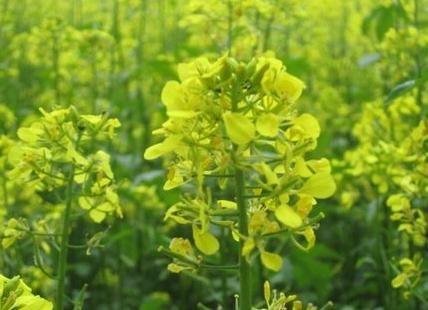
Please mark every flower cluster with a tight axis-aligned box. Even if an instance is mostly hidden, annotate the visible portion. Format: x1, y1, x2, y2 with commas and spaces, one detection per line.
254, 281, 332, 310
7, 106, 122, 223
338, 95, 428, 297
379, 26, 428, 85
145, 54, 335, 272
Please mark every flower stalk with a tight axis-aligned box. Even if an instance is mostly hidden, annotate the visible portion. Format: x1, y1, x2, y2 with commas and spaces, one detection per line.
55, 164, 75, 310
231, 80, 251, 310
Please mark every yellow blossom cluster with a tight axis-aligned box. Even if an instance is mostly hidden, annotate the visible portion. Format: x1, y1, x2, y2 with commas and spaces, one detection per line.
7, 106, 122, 223
145, 54, 335, 273
338, 95, 427, 297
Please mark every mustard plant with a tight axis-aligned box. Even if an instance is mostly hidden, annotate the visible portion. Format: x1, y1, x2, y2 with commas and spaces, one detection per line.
145, 54, 336, 309
2, 106, 121, 309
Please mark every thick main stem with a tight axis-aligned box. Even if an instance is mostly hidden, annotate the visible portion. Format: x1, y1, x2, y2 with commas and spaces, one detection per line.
230, 80, 251, 310
55, 165, 75, 310
235, 168, 251, 310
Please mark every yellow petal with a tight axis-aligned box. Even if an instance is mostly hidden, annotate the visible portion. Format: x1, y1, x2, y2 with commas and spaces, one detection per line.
295, 195, 315, 218
74, 172, 88, 184
306, 158, 331, 173
256, 113, 279, 137
292, 301, 303, 310
177, 63, 196, 81
293, 113, 320, 139
163, 167, 185, 190
169, 238, 194, 257
177, 58, 210, 81
223, 112, 255, 145
300, 172, 336, 199
89, 209, 106, 223
294, 227, 316, 251
193, 226, 219, 255
275, 205, 302, 228
294, 157, 312, 177
304, 228, 316, 249
17, 127, 43, 143
144, 143, 165, 160
94, 151, 114, 178
256, 162, 279, 185
391, 273, 407, 288
167, 110, 199, 118
167, 263, 187, 273
242, 238, 255, 257
274, 72, 305, 103
399, 258, 414, 266
78, 196, 93, 210
144, 136, 182, 160
66, 142, 89, 166
18, 297, 53, 310
80, 114, 102, 124
161, 81, 199, 118
386, 194, 410, 212
260, 251, 283, 272
161, 81, 182, 110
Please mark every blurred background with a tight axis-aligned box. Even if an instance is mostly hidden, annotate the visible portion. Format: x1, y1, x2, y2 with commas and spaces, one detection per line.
0, 0, 427, 309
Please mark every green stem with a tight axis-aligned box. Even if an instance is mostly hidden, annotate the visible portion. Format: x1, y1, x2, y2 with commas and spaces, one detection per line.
231, 81, 251, 310
55, 165, 75, 310
199, 264, 239, 271
235, 168, 251, 310
221, 227, 228, 307
73, 284, 88, 310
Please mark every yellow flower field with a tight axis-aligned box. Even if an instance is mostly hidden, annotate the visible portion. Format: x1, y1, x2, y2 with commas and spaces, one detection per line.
0, 0, 427, 309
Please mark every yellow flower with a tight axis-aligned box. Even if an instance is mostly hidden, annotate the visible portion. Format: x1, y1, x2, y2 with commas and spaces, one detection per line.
192, 224, 220, 255
300, 172, 336, 199
223, 112, 255, 145
256, 113, 279, 137
273, 72, 305, 103
260, 251, 283, 272
275, 205, 302, 229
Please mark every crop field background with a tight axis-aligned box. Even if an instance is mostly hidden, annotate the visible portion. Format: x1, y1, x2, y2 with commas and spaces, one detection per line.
0, 0, 427, 309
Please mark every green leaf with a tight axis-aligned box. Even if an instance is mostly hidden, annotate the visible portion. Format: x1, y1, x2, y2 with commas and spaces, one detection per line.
362, 3, 409, 40
385, 80, 416, 103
